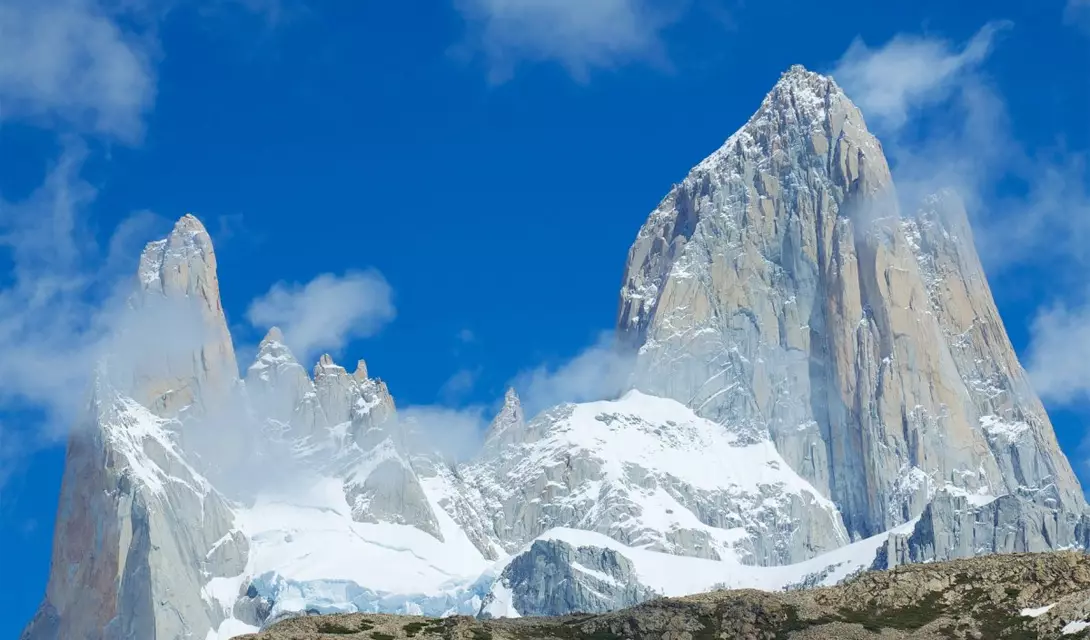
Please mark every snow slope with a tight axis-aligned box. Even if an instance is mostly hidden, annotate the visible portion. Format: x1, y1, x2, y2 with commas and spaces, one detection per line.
196, 390, 916, 635
463, 390, 848, 565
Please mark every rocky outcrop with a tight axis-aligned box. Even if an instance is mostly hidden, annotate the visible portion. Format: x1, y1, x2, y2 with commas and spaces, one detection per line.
874, 490, 1090, 569
462, 391, 848, 565
482, 539, 657, 617
616, 65, 1085, 546
240, 551, 1090, 639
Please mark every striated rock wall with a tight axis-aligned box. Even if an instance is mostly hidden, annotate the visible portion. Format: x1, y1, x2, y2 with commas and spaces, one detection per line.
616, 66, 1085, 545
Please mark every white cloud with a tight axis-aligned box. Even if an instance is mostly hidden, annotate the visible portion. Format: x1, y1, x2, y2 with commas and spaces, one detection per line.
0, 146, 157, 413
511, 332, 635, 416
1026, 299, 1090, 405
0, 145, 172, 487
246, 271, 396, 364
0, 1, 290, 493
832, 21, 1008, 132
455, 0, 678, 81
392, 333, 636, 462
398, 405, 489, 462
831, 24, 1090, 408
0, 0, 156, 142
439, 368, 480, 403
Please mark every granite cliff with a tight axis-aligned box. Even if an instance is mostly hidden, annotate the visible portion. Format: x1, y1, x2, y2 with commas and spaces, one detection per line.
22, 66, 1088, 640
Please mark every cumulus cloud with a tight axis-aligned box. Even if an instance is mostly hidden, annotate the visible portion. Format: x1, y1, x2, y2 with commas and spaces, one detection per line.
0, 0, 157, 141
455, 0, 681, 81
246, 271, 396, 364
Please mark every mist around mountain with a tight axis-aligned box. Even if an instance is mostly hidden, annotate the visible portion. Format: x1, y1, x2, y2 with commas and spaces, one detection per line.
20, 65, 1090, 640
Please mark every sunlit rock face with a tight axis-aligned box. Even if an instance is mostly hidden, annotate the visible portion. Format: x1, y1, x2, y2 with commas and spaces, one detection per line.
23, 67, 1088, 640
617, 65, 1084, 543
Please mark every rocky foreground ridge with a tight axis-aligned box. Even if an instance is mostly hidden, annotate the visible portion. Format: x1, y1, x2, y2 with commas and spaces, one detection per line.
242, 552, 1090, 639
22, 65, 1090, 639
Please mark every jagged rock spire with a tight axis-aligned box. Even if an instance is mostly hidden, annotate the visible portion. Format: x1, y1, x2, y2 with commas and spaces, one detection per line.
353, 359, 369, 381
260, 325, 286, 346
314, 353, 347, 378
123, 214, 239, 417
616, 62, 1083, 542
485, 387, 525, 446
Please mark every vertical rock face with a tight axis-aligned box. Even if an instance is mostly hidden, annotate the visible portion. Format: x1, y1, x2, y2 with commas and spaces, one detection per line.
245, 327, 323, 440
483, 388, 526, 449
902, 191, 1083, 511
483, 540, 658, 617
130, 214, 240, 418
23, 216, 248, 640
463, 391, 848, 566
616, 65, 1084, 545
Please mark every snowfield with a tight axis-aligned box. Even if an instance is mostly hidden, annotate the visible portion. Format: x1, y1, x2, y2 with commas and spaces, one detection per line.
198, 392, 926, 637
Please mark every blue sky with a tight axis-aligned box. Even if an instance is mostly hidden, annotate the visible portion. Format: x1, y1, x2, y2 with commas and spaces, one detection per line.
0, 0, 1088, 635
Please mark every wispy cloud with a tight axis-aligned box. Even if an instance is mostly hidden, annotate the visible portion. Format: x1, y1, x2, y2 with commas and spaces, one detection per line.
832, 24, 1090, 408
395, 331, 635, 460
454, 0, 682, 82
246, 271, 396, 365
511, 332, 635, 416
1066, 0, 1090, 33
439, 368, 481, 404
0, 0, 287, 490
398, 404, 490, 462
832, 22, 1007, 132
1025, 298, 1090, 405
0, 145, 171, 485
0, 0, 157, 142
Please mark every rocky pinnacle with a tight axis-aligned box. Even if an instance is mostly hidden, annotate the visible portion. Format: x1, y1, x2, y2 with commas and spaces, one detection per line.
616, 65, 1084, 541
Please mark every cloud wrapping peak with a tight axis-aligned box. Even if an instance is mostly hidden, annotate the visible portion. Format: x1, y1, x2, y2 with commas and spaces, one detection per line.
0, 0, 156, 141
830, 24, 1090, 409
246, 271, 396, 365
456, 0, 674, 81
832, 21, 1009, 132
511, 332, 635, 416
0, 146, 172, 490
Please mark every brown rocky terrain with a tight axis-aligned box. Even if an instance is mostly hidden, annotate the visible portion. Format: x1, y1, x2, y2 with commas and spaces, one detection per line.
240, 551, 1090, 639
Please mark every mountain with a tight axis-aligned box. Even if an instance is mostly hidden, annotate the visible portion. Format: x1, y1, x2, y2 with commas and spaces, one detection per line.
239, 550, 1090, 639
22, 66, 1090, 640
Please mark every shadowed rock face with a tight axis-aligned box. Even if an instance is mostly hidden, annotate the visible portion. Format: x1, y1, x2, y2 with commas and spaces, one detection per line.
616, 65, 1084, 544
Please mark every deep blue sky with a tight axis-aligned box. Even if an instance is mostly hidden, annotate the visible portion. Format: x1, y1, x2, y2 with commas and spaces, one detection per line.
1, 0, 1088, 636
